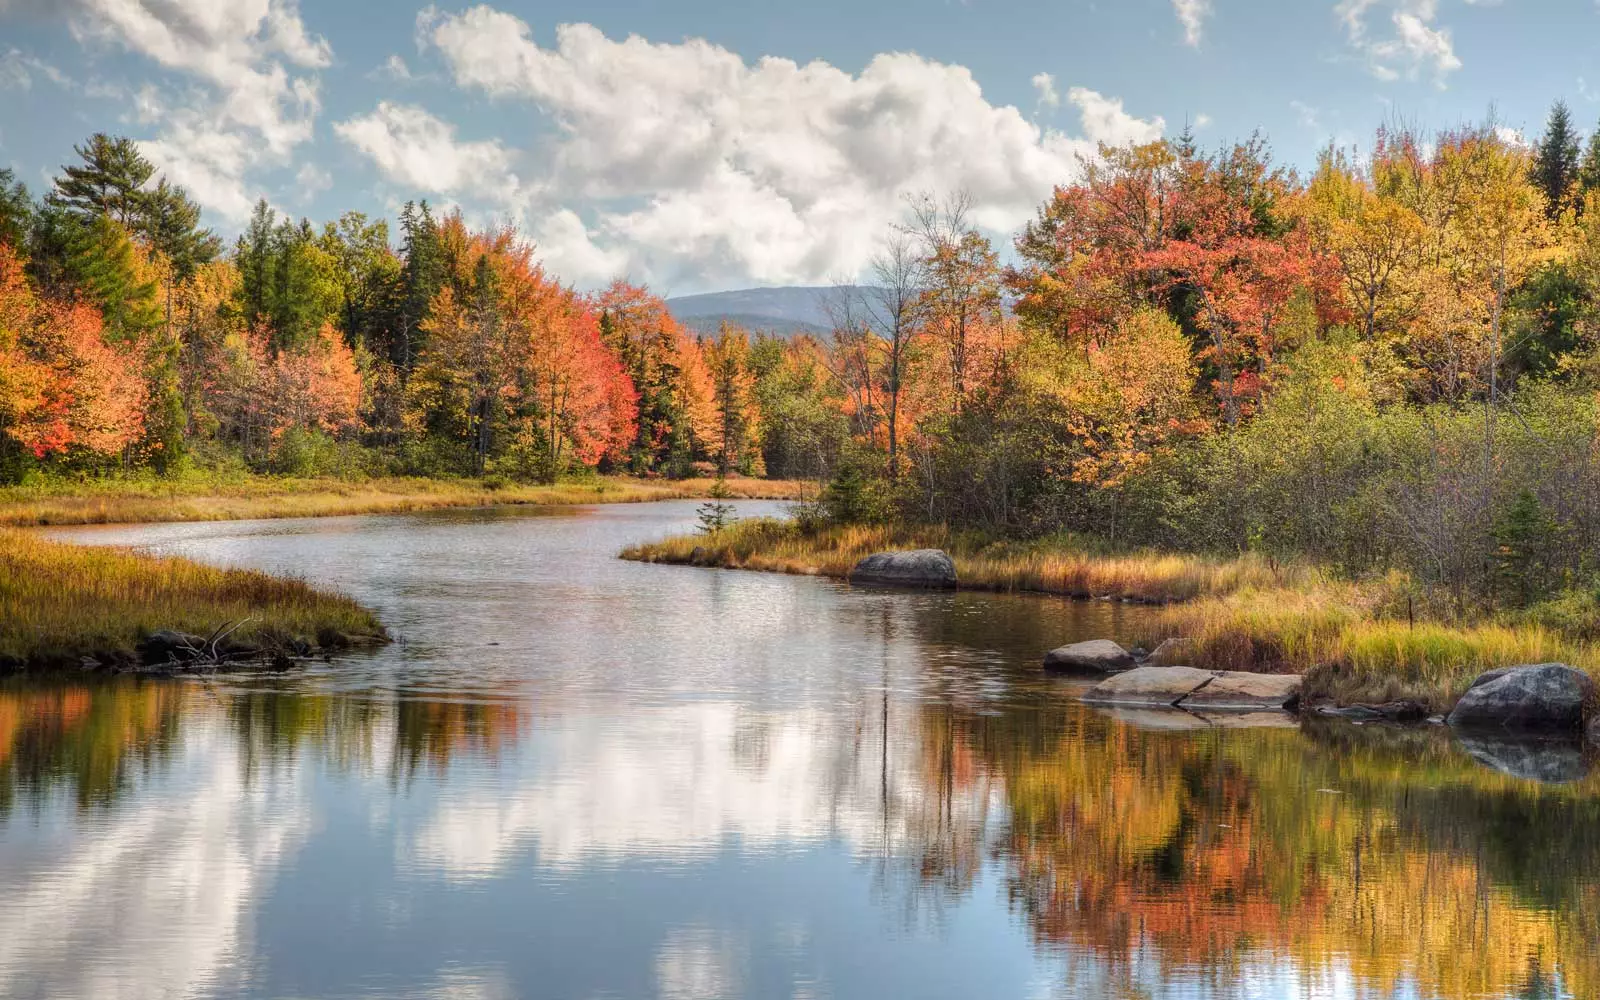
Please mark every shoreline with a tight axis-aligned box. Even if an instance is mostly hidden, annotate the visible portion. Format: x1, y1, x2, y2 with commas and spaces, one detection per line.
0, 526, 389, 675
622, 518, 1600, 714
0, 474, 807, 529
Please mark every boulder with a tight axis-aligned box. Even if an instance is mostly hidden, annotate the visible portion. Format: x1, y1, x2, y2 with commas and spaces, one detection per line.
1146, 637, 1194, 666
1081, 666, 1217, 707
847, 549, 957, 589
1456, 734, 1590, 784
137, 629, 205, 664
1446, 663, 1596, 733
1181, 670, 1302, 711
1043, 639, 1136, 675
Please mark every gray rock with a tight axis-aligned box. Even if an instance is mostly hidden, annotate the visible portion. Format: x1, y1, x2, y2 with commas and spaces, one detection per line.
847, 549, 957, 589
1081, 665, 1217, 706
1043, 639, 1136, 675
137, 629, 205, 664
1180, 671, 1302, 711
1456, 734, 1591, 784
1447, 663, 1596, 732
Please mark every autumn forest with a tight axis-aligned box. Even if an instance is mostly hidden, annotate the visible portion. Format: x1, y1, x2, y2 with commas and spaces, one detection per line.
11, 103, 1600, 641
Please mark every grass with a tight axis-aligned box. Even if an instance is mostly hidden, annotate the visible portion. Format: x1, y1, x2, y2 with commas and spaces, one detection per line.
0, 473, 806, 528
0, 527, 387, 671
620, 518, 1309, 604
625, 518, 1600, 713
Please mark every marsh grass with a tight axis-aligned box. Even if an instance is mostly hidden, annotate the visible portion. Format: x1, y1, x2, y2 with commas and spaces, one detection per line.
0, 474, 806, 527
621, 518, 1310, 603
0, 528, 386, 668
626, 518, 1600, 712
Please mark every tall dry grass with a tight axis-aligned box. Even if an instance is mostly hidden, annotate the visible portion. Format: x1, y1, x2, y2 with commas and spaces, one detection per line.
0, 475, 807, 527
628, 518, 1600, 711
0, 528, 385, 668
621, 518, 1311, 604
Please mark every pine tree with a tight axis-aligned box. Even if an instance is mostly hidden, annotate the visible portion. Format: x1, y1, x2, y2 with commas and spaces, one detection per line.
50, 133, 155, 228
237, 199, 278, 329
1579, 124, 1600, 205
141, 179, 219, 281
0, 168, 31, 249
398, 201, 444, 373
1533, 101, 1581, 220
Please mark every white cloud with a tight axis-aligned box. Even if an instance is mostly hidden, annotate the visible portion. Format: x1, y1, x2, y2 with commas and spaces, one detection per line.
1068, 87, 1166, 146
1031, 71, 1060, 109
372, 53, 413, 81
58, 0, 330, 220
392, 7, 1161, 290
1336, 0, 1463, 86
1173, 0, 1213, 47
1193, 112, 1214, 128
0, 48, 70, 90
334, 101, 521, 199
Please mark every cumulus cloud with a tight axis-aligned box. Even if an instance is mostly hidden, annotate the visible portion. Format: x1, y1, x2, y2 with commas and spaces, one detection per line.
380, 6, 1161, 290
335, 101, 521, 198
51, 0, 331, 221
1069, 87, 1167, 146
1336, 0, 1463, 86
1173, 0, 1212, 47
1031, 71, 1060, 109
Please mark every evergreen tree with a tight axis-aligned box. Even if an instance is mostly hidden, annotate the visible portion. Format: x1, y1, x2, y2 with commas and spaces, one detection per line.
398, 200, 444, 373
237, 199, 278, 329
0, 168, 31, 249
49, 133, 155, 228
1579, 124, 1600, 203
141, 179, 220, 280
1533, 101, 1581, 219
65, 214, 161, 342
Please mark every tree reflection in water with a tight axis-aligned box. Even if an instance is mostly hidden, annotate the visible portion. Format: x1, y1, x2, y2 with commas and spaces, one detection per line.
1, 673, 1596, 999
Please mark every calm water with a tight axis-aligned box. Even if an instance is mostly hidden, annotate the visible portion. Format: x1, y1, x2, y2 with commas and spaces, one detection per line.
3, 501, 1597, 1000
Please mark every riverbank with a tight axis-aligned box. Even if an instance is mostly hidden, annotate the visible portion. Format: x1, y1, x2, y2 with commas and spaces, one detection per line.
622, 518, 1600, 712
0, 473, 805, 527
0, 527, 387, 672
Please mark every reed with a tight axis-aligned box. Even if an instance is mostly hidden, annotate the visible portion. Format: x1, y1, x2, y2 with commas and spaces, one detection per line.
0, 528, 386, 669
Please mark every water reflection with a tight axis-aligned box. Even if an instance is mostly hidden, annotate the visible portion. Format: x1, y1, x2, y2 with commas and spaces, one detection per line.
2, 504, 1594, 999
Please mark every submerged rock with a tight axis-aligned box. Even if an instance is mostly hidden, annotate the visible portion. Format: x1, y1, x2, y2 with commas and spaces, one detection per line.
847, 549, 957, 589
1456, 733, 1591, 784
1081, 665, 1217, 706
1181, 671, 1303, 711
137, 629, 206, 664
1316, 701, 1429, 723
1446, 663, 1596, 733
1082, 665, 1302, 711
1043, 639, 1135, 675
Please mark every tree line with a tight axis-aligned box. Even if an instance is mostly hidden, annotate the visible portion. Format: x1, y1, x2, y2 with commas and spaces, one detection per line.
10, 105, 1600, 611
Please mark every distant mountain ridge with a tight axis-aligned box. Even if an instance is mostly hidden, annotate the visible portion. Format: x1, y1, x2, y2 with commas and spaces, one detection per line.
666, 286, 856, 338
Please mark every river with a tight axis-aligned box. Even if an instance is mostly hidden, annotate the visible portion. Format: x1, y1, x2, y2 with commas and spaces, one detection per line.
2, 500, 1596, 999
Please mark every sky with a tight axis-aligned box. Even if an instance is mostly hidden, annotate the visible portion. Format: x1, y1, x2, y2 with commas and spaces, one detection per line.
0, 0, 1597, 295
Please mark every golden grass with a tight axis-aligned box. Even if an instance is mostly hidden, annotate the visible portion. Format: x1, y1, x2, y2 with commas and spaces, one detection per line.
1148, 586, 1600, 711
621, 518, 1310, 604
627, 518, 1600, 712
0, 474, 806, 528
0, 528, 386, 669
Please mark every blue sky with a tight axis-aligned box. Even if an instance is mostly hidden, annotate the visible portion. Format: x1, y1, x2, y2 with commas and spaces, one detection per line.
0, 0, 1596, 294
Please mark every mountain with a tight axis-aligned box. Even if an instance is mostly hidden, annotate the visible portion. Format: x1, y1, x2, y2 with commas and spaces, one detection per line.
666, 286, 846, 338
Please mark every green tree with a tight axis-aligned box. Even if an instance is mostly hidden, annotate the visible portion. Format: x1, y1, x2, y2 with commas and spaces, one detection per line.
49, 134, 155, 228
1533, 101, 1581, 219
0, 168, 31, 249
141, 179, 219, 281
